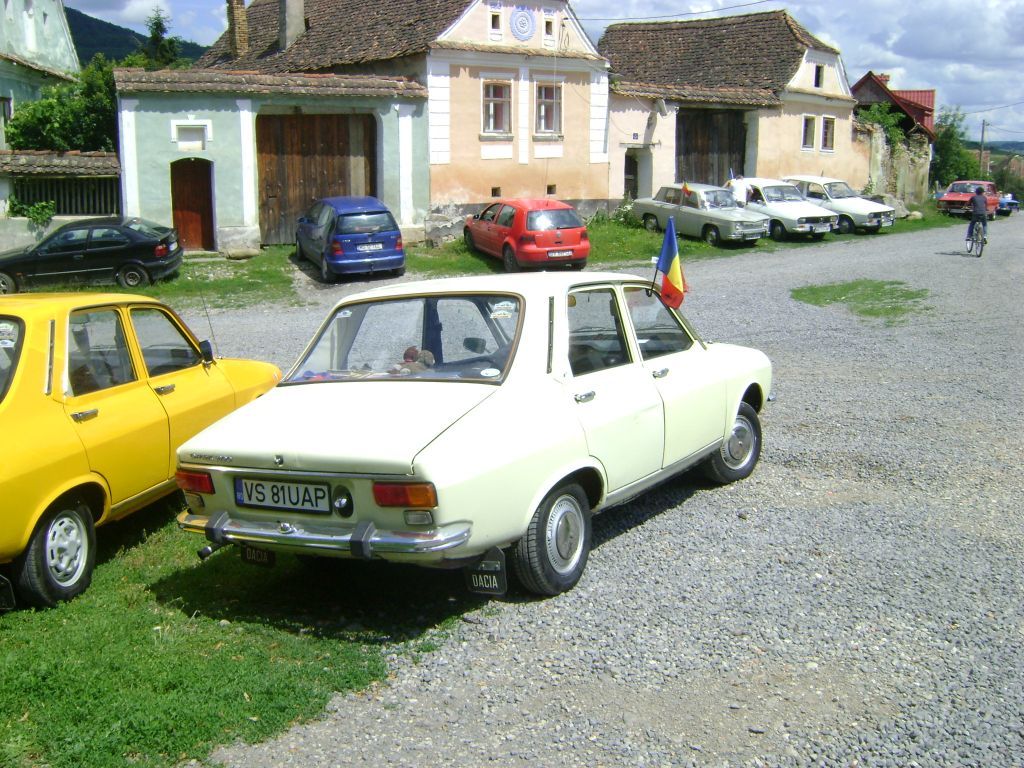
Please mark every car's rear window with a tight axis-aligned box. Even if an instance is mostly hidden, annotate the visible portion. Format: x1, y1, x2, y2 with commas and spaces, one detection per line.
335, 212, 399, 235
0, 316, 24, 404
123, 218, 167, 237
285, 294, 521, 384
526, 208, 583, 231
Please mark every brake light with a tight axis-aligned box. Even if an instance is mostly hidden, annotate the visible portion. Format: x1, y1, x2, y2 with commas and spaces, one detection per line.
581, 231, 589, 241
332, 241, 344, 255
154, 243, 169, 258
396, 236, 403, 251
176, 470, 214, 494
373, 482, 438, 508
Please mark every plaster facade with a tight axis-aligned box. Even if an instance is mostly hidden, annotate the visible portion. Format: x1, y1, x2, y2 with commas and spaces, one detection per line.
607, 93, 676, 201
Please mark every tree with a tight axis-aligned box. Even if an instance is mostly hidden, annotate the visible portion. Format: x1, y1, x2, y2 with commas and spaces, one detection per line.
5, 54, 117, 151
930, 107, 981, 187
139, 7, 184, 68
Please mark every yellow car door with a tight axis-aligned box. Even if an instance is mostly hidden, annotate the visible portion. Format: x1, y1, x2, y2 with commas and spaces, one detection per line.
63, 308, 170, 508
128, 306, 235, 476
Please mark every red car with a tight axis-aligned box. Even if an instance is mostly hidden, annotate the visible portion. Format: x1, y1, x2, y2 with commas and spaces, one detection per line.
464, 199, 589, 272
936, 180, 999, 219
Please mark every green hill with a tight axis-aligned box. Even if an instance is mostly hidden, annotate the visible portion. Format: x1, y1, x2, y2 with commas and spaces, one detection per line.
65, 6, 207, 66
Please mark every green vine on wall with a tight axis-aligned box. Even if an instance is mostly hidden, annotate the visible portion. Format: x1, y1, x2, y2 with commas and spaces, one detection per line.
860, 103, 906, 149
7, 196, 56, 228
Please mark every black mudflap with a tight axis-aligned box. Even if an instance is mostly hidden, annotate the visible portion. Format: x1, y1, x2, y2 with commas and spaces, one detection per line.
464, 546, 508, 596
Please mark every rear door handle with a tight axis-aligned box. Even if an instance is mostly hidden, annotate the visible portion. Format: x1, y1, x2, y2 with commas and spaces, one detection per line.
652, 368, 669, 379
155, 384, 176, 395
574, 391, 595, 403
71, 409, 98, 422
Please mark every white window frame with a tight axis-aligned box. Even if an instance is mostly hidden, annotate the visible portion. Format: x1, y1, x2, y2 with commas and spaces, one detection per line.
171, 119, 213, 152
801, 115, 816, 150
821, 115, 836, 152
534, 81, 562, 137
481, 80, 513, 137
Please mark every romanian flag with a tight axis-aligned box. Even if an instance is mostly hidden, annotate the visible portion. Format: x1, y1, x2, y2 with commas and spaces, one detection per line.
655, 216, 688, 308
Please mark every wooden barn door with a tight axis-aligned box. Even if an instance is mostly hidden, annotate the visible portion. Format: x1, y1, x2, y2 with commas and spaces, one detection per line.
255, 114, 377, 245
675, 111, 746, 187
170, 158, 214, 251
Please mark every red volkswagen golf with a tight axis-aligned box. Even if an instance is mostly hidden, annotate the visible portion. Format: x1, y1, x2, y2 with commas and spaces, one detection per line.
464, 199, 589, 272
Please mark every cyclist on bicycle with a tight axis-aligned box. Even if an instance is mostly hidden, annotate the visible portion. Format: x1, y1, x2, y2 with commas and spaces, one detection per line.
967, 186, 988, 244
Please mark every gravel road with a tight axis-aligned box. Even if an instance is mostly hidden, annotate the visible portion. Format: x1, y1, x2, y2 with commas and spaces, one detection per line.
185, 214, 1024, 767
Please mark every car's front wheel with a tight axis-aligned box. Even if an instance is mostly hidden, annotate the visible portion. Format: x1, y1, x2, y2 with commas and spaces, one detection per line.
0, 270, 18, 294
769, 221, 786, 241
14, 499, 97, 608
643, 214, 660, 232
836, 216, 855, 235
512, 483, 591, 596
117, 264, 149, 288
702, 225, 721, 246
463, 228, 476, 251
502, 245, 520, 273
703, 402, 762, 484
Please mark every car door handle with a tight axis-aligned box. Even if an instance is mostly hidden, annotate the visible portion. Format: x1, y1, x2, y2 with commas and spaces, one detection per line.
154, 384, 176, 395
652, 368, 669, 379
574, 391, 596, 403
71, 409, 99, 422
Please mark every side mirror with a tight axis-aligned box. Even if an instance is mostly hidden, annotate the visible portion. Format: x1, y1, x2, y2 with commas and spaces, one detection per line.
463, 337, 486, 354
199, 339, 215, 364
472, 213, 481, 221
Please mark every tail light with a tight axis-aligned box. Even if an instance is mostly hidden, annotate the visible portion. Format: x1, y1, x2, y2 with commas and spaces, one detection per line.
373, 482, 437, 508
332, 241, 344, 255
176, 470, 214, 494
519, 234, 536, 244
395, 236, 403, 251
154, 243, 169, 258
581, 230, 589, 241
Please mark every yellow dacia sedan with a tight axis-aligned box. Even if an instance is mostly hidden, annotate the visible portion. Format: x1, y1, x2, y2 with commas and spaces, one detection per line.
0, 294, 280, 609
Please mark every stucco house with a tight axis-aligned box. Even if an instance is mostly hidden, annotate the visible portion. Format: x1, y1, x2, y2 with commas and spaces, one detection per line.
0, 0, 79, 148
115, 0, 609, 252
597, 11, 863, 200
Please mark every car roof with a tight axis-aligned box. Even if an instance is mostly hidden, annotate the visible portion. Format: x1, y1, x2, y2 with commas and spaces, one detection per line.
331, 271, 651, 306
659, 182, 726, 193
320, 196, 392, 214
0, 293, 163, 319
490, 198, 576, 210
783, 175, 844, 185
729, 177, 791, 188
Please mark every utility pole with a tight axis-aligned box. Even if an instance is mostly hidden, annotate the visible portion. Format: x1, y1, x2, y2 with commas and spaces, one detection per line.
979, 119, 988, 177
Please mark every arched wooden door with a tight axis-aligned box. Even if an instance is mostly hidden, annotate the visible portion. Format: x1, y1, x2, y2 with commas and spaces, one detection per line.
170, 158, 214, 251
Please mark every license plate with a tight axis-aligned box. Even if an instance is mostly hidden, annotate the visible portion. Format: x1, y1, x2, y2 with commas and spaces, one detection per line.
880, 220, 894, 227
357, 242, 384, 252
464, 547, 507, 595
548, 249, 573, 258
813, 225, 830, 233
235, 477, 330, 513
240, 543, 276, 568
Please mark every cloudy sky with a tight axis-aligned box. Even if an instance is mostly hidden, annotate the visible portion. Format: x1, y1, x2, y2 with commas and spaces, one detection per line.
66, 0, 1024, 141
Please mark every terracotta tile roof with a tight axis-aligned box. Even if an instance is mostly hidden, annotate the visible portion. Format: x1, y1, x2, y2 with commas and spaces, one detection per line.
197, 0, 472, 73
430, 39, 604, 62
851, 71, 936, 140
598, 10, 838, 107
0, 150, 120, 176
113, 68, 427, 99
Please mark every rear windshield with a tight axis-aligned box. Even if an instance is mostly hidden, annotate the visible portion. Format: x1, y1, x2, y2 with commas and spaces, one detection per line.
336, 212, 399, 235
123, 218, 168, 238
526, 208, 584, 231
0, 317, 24, 404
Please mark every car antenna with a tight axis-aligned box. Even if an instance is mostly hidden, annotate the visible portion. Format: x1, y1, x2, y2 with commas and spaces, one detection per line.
198, 283, 219, 357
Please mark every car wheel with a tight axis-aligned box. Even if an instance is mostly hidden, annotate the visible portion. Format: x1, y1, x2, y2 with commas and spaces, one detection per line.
0, 270, 18, 294
769, 221, 786, 241
393, 266, 406, 277
295, 236, 302, 259
502, 245, 520, 273
13, 499, 97, 608
569, 260, 587, 271
320, 255, 337, 284
116, 264, 149, 288
512, 483, 591, 596
702, 225, 721, 247
643, 214, 660, 232
836, 216, 855, 235
703, 402, 762, 485
463, 228, 476, 251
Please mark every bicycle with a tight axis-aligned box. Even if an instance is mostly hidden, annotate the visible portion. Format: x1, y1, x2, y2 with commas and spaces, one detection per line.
966, 221, 985, 257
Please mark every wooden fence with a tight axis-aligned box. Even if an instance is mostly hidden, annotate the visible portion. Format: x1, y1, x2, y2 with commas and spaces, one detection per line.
12, 175, 121, 216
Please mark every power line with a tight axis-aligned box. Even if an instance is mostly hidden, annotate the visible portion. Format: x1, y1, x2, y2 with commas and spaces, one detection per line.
963, 100, 1024, 115
577, 0, 775, 22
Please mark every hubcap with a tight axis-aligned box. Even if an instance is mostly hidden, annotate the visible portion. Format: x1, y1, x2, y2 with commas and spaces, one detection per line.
545, 494, 584, 575
45, 513, 87, 586
722, 416, 755, 469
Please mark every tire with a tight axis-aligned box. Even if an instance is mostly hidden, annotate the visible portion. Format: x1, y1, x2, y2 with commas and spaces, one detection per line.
502, 245, 520, 273
393, 266, 406, 277
769, 221, 786, 241
836, 216, 855, 235
512, 483, 591, 596
569, 260, 587, 271
975, 234, 985, 258
13, 500, 97, 608
463, 228, 476, 251
643, 214, 660, 232
0, 270, 18, 294
295, 237, 303, 259
320, 254, 337, 283
116, 264, 149, 288
702, 402, 762, 484
702, 225, 721, 247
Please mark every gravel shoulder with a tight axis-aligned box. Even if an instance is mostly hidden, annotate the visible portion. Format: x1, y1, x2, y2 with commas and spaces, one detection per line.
187, 217, 1024, 767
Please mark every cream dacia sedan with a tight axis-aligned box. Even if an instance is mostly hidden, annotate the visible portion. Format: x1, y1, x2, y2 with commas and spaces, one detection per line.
175, 272, 772, 596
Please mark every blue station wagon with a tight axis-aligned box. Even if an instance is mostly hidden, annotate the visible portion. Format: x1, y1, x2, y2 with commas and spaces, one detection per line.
296, 196, 406, 282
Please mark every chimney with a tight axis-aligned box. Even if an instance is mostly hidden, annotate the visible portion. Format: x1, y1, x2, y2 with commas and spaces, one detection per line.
226, 0, 248, 57
878, 73, 890, 85
279, 0, 305, 51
